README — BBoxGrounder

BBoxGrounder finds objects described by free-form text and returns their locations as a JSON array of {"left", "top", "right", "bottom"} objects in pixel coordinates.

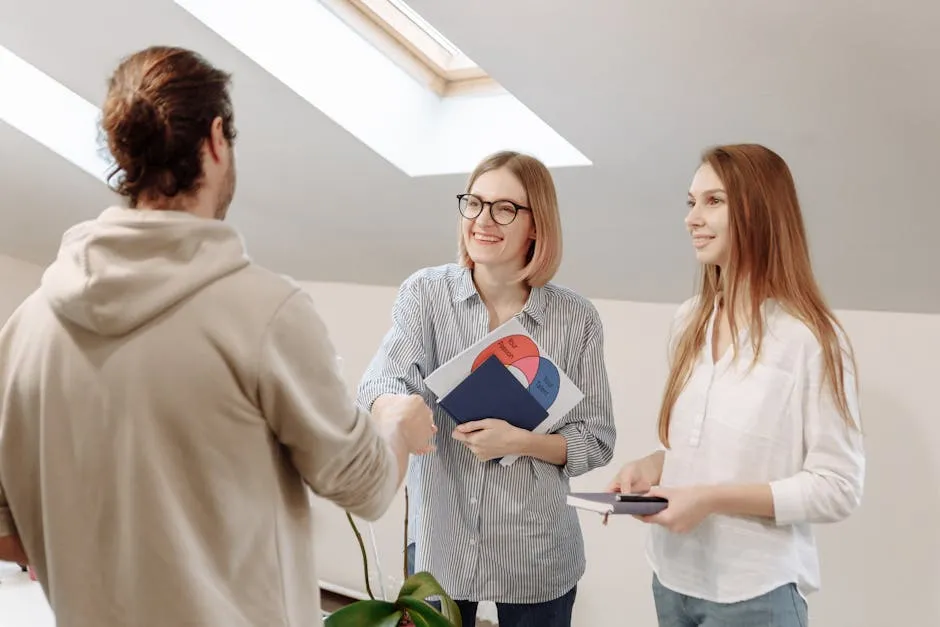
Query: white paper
[{"left": 424, "top": 317, "right": 584, "bottom": 466}]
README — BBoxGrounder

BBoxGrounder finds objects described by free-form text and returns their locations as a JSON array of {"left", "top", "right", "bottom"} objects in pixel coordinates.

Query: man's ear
[{"left": 207, "top": 116, "right": 226, "bottom": 163}]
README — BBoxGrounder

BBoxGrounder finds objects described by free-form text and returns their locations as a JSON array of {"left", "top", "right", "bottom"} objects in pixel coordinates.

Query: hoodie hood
[{"left": 41, "top": 207, "right": 251, "bottom": 337}]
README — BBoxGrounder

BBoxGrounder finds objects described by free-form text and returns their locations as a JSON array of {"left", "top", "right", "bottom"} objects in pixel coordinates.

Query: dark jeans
[
  {"left": 406, "top": 542, "right": 577, "bottom": 627},
  {"left": 407, "top": 541, "right": 417, "bottom": 578}
]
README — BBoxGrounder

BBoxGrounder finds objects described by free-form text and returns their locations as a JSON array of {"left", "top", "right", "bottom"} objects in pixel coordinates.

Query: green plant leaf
[
  {"left": 399, "top": 571, "right": 446, "bottom": 600},
  {"left": 324, "top": 600, "right": 398, "bottom": 626},
  {"left": 374, "top": 610, "right": 404, "bottom": 627},
  {"left": 397, "top": 597, "right": 458, "bottom": 627},
  {"left": 398, "top": 572, "right": 461, "bottom": 627},
  {"left": 404, "top": 611, "right": 434, "bottom": 627},
  {"left": 435, "top": 595, "right": 461, "bottom": 627}
]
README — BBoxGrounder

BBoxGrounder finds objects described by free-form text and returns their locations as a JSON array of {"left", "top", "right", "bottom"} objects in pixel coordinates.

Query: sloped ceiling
[{"left": 0, "top": 0, "right": 937, "bottom": 312}]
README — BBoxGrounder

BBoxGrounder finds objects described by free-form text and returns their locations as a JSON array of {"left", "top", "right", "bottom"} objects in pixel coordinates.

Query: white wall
[{"left": 300, "top": 279, "right": 940, "bottom": 627}]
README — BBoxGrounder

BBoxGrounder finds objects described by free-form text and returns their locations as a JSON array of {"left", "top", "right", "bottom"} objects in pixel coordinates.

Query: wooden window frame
[{"left": 319, "top": 0, "right": 501, "bottom": 97}]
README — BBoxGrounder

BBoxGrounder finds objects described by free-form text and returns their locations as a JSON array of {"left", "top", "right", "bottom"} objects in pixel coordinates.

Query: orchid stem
[{"left": 346, "top": 511, "right": 375, "bottom": 600}]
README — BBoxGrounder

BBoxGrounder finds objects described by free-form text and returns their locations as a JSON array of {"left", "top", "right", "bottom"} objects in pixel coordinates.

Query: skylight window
[
  {"left": 386, "top": 0, "right": 459, "bottom": 55},
  {"left": 0, "top": 45, "right": 110, "bottom": 183},
  {"left": 320, "top": 0, "right": 490, "bottom": 96},
  {"left": 175, "top": 0, "right": 591, "bottom": 176}
]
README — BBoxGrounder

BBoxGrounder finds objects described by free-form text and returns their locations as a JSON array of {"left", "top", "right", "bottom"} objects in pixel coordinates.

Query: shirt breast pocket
[{"left": 711, "top": 362, "right": 795, "bottom": 443}]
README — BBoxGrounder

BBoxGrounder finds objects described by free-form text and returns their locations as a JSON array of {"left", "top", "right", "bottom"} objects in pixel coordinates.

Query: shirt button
[
  {"left": 469, "top": 539, "right": 476, "bottom": 545},
  {"left": 470, "top": 496, "right": 478, "bottom": 504}
]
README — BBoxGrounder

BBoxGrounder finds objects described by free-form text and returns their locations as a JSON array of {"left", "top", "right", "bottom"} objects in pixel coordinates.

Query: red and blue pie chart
[{"left": 471, "top": 334, "right": 560, "bottom": 410}]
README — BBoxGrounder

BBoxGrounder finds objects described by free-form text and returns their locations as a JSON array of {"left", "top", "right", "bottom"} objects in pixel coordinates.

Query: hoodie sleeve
[
  {"left": 0, "top": 477, "right": 14, "bottom": 538},
  {"left": 257, "top": 290, "right": 399, "bottom": 522}
]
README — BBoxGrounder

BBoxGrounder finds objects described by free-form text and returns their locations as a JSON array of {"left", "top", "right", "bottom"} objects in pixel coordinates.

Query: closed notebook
[{"left": 437, "top": 354, "right": 549, "bottom": 431}]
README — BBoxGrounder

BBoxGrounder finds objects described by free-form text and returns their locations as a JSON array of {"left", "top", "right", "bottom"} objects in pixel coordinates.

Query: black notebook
[{"left": 566, "top": 492, "right": 668, "bottom": 516}]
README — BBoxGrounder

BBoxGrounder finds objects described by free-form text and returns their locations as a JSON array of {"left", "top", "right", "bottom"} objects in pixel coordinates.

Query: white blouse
[{"left": 647, "top": 297, "right": 866, "bottom": 603}]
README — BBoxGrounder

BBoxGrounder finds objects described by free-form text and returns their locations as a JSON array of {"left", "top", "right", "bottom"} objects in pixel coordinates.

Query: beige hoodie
[{"left": 0, "top": 207, "right": 398, "bottom": 626}]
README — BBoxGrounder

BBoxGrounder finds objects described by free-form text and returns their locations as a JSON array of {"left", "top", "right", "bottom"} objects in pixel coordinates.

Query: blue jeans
[
  {"left": 406, "top": 543, "right": 577, "bottom": 627},
  {"left": 652, "top": 575, "right": 808, "bottom": 627}
]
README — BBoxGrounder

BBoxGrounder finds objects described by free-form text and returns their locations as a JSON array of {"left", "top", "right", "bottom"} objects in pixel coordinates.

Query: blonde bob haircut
[{"left": 456, "top": 150, "right": 563, "bottom": 287}]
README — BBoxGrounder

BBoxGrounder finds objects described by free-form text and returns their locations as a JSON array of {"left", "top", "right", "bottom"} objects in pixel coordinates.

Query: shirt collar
[
  {"left": 452, "top": 266, "right": 477, "bottom": 303},
  {"left": 452, "top": 265, "right": 548, "bottom": 326}
]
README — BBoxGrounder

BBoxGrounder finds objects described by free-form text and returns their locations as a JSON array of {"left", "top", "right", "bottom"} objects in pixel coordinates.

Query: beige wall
[{"left": 0, "top": 256, "right": 937, "bottom": 625}]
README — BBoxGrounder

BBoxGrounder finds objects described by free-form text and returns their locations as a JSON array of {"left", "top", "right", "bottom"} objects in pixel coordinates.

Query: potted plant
[{"left": 325, "top": 490, "right": 461, "bottom": 627}]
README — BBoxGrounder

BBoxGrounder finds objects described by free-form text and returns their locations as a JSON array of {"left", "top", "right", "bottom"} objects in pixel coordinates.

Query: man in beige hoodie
[{"left": 0, "top": 46, "right": 436, "bottom": 626}]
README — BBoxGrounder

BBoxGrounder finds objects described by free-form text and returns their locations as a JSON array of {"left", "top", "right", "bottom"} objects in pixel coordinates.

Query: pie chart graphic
[
  {"left": 471, "top": 335, "right": 561, "bottom": 410},
  {"left": 527, "top": 358, "right": 560, "bottom": 409}
]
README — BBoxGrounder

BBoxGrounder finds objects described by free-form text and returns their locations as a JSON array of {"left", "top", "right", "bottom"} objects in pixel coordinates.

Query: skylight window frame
[
  {"left": 384, "top": 0, "right": 461, "bottom": 56},
  {"left": 319, "top": 0, "right": 498, "bottom": 96}
]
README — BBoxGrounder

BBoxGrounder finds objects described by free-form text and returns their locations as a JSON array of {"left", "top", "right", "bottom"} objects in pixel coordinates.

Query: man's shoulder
[
  {"left": 207, "top": 262, "right": 305, "bottom": 317},
  {"left": 0, "top": 289, "right": 46, "bottom": 340}
]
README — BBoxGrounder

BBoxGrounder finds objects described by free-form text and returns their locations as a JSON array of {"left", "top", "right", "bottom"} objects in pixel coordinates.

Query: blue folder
[{"left": 437, "top": 354, "right": 549, "bottom": 432}]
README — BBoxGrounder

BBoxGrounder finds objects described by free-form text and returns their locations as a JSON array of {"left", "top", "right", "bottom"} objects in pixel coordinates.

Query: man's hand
[
  {"left": 0, "top": 534, "right": 28, "bottom": 565},
  {"left": 372, "top": 394, "right": 437, "bottom": 455},
  {"left": 452, "top": 419, "right": 525, "bottom": 462}
]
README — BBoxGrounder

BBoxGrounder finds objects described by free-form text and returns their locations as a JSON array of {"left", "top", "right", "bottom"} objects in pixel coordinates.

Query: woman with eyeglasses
[
  {"left": 609, "top": 144, "right": 865, "bottom": 626},
  {"left": 358, "top": 150, "right": 616, "bottom": 627}
]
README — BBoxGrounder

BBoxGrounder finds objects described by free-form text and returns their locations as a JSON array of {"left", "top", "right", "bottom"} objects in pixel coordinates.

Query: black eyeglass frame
[{"left": 456, "top": 193, "right": 531, "bottom": 226}]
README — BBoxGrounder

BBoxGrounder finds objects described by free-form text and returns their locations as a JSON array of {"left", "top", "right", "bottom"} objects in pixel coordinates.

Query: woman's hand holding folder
[
  {"left": 452, "top": 418, "right": 568, "bottom": 465},
  {"left": 451, "top": 418, "right": 522, "bottom": 462}
]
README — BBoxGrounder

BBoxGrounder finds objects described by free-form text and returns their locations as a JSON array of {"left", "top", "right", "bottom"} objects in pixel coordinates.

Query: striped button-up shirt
[{"left": 357, "top": 264, "right": 616, "bottom": 604}]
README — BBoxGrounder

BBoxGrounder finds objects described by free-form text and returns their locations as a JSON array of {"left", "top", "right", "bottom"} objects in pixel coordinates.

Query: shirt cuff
[
  {"left": 770, "top": 476, "right": 807, "bottom": 526},
  {"left": 558, "top": 423, "right": 588, "bottom": 477},
  {"left": 357, "top": 380, "right": 409, "bottom": 411}
]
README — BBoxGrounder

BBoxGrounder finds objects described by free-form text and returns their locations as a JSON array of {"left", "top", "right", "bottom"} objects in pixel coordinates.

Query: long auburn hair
[{"left": 658, "top": 144, "right": 858, "bottom": 447}]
